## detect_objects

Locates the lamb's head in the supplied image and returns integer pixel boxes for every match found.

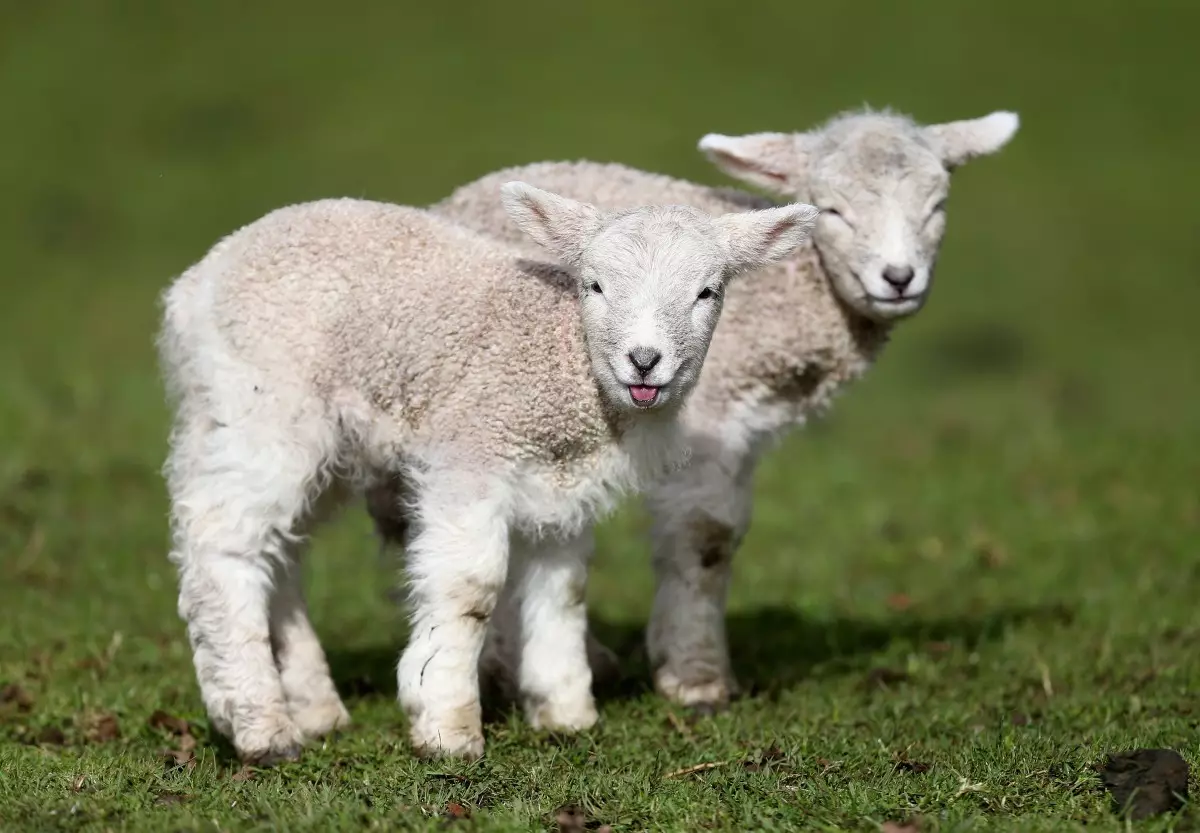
[698,109,1020,322]
[501,181,818,413]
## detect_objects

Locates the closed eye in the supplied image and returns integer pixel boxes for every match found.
[820,207,853,228]
[924,200,947,225]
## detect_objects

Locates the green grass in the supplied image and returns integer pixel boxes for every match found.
[2,1,1199,829]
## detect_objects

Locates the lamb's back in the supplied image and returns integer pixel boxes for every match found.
[174,198,603,458]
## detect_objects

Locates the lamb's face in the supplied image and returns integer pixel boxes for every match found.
[501,183,818,414]
[574,209,729,411]
[807,131,949,321]
[699,110,1020,324]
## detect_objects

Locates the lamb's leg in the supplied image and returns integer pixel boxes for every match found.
[645,454,754,711]
[269,554,351,739]
[396,479,508,759]
[371,487,620,698]
[508,530,599,732]
[168,418,323,764]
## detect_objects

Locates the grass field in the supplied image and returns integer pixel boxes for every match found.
[2,2,1199,830]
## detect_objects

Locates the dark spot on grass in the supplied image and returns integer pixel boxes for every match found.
[554,804,610,832]
[893,754,931,775]
[155,791,190,807]
[0,683,34,713]
[27,187,114,255]
[14,467,52,493]
[36,725,66,745]
[862,667,909,690]
[742,744,787,772]
[924,321,1026,378]
[1100,748,1188,820]
[881,820,922,833]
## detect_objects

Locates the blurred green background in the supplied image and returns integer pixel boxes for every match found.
[1,2,1198,829]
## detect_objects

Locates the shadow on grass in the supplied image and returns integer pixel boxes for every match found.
[326,601,1073,708]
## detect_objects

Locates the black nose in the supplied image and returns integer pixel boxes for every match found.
[628,347,662,375]
[882,264,915,291]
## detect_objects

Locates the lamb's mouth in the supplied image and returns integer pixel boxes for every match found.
[628,385,661,408]
[864,294,923,316]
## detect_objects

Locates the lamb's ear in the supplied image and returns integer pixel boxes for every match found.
[924,111,1020,168]
[698,132,807,195]
[501,181,603,266]
[715,203,819,275]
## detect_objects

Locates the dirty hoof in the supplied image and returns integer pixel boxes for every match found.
[1100,748,1189,820]
[686,701,727,719]
[242,742,302,767]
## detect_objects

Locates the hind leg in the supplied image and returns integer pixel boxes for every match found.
[270,549,351,739]
[168,415,328,764]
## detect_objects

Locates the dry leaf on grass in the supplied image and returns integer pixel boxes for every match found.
[82,710,120,743]
[444,801,471,821]
[148,710,190,735]
[150,708,198,770]
[230,766,256,782]
[663,760,728,779]
[743,744,787,772]
[161,746,196,771]
[886,592,912,612]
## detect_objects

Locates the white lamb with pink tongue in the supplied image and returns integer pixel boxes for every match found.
[157,180,817,764]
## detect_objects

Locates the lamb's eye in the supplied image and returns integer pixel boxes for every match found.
[589,282,603,295]
[821,208,851,227]
[697,287,715,301]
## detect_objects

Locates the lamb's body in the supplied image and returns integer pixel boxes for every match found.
[432,166,885,705]
[160,188,818,762]
[164,199,675,529]
[425,108,1019,708]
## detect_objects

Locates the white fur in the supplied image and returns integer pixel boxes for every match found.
[427,107,1020,710]
[159,183,817,762]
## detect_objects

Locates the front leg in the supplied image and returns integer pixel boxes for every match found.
[395,479,509,759]
[645,454,755,710]
[507,530,599,731]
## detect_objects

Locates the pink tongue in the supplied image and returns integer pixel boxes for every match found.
[629,385,659,402]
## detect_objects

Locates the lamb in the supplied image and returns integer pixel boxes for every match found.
[418,108,1020,710]
[157,182,818,763]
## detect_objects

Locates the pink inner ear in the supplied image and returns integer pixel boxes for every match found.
[763,219,793,246]
[719,151,787,183]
